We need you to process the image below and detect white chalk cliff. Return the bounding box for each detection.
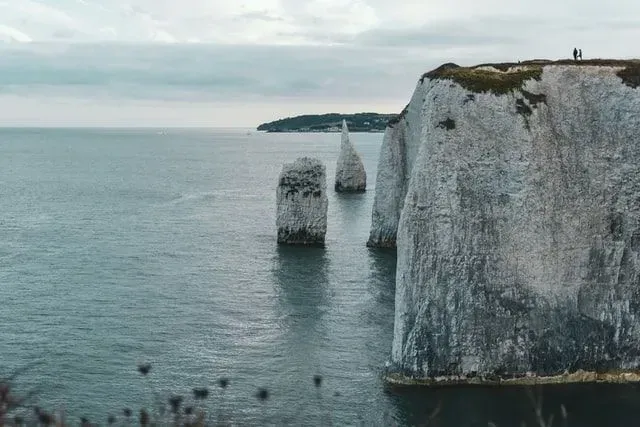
[335,120,366,192]
[276,157,328,245]
[380,60,640,383]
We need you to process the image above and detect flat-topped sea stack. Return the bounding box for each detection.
[379,59,640,385]
[276,157,328,246]
[335,120,367,192]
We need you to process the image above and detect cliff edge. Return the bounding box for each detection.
[381,59,640,385]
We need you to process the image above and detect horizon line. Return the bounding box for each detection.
[0,125,259,129]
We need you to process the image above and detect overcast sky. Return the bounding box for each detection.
[1,0,639,127]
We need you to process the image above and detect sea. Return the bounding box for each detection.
[1,127,640,426]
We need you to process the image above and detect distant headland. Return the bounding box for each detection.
[256,113,397,133]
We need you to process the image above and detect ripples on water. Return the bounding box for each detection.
[1,128,640,426]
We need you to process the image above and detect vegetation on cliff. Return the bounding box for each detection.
[257,113,397,132]
[422,59,640,94]
[423,62,543,95]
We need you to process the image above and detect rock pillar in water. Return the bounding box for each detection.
[334,120,366,192]
[276,157,328,245]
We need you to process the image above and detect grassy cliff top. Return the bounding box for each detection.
[421,59,640,94]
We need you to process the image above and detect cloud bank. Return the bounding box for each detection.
[1,0,639,126]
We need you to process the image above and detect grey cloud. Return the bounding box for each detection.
[352,28,520,48]
[266,14,542,49]
[283,12,640,57]
[236,11,285,23]
[52,29,77,39]
[346,15,557,48]
[0,43,438,104]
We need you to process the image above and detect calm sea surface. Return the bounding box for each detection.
[1,128,640,426]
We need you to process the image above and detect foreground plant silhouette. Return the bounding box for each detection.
[1,363,573,426]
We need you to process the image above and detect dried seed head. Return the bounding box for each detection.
[139,409,149,426]
[313,375,322,388]
[37,411,53,426]
[193,387,209,400]
[137,363,151,376]
[168,395,183,414]
[256,388,269,402]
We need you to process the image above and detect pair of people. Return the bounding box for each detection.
[573,48,583,60]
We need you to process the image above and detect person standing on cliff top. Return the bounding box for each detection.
[573,47,578,60]
[578,49,583,60]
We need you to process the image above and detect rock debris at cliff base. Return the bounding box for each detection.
[384,369,640,387]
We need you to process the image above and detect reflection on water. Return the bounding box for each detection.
[273,245,330,345]
[270,245,331,424]
[387,382,640,426]
[366,247,397,310]
[334,192,370,233]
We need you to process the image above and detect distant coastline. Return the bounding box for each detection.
[256,112,397,133]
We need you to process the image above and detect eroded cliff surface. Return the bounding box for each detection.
[387,60,640,383]
[367,80,428,247]
[335,120,367,192]
[276,157,328,246]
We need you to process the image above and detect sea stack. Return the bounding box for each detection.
[381,60,640,385]
[334,120,366,192]
[276,157,328,245]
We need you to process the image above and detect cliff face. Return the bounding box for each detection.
[385,60,640,383]
[276,157,328,246]
[367,79,429,247]
[335,120,367,192]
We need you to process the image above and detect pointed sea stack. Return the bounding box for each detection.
[334,120,366,192]
[276,157,328,246]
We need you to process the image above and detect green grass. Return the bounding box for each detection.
[423,64,543,95]
[420,59,640,94]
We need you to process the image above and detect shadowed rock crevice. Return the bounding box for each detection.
[521,90,547,106]
[437,118,456,130]
[387,104,409,127]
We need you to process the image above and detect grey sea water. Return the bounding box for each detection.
[1,128,640,426]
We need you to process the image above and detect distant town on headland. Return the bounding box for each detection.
[256,112,398,133]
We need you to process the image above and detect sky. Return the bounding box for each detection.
[1,0,639,127]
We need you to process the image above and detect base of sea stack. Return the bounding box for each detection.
[383,370,640,388]
[366,241,395,248]
[277,229,325,246]
[365,238,396,248]
[335,183,366,193]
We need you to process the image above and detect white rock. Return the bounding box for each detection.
[335,120,366,192]
[367,80,428,247]
[386,62,640,381]
[276,157,328,245]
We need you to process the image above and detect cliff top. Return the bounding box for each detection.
[421,59,640,94]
